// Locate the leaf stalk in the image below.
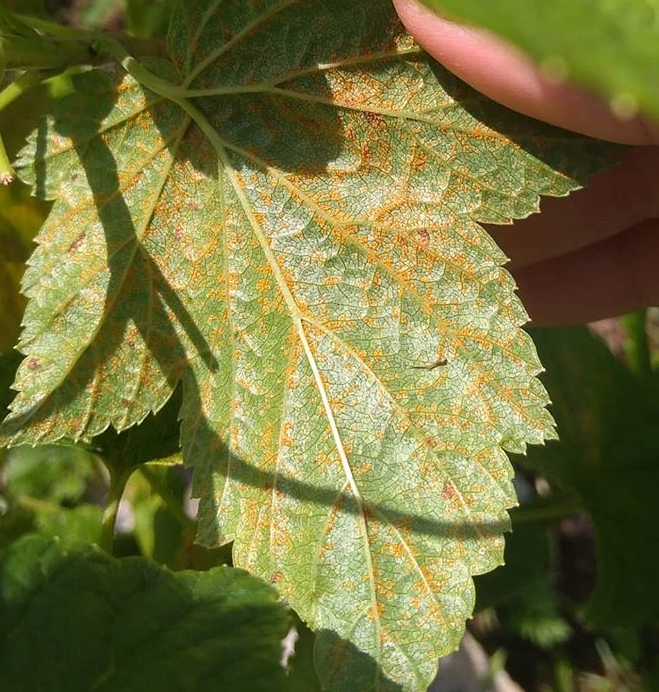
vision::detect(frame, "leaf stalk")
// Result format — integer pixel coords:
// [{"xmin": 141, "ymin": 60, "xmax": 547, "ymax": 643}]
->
[{"xmin": 99, "ymin": 467, "xmax": 131, "ymax": 554}]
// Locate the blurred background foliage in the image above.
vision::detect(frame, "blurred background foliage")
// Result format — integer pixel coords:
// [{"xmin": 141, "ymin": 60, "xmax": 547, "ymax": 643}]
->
[{"xmin": 0, "ymin": 1, "xmax": 658, "ymax": 690}]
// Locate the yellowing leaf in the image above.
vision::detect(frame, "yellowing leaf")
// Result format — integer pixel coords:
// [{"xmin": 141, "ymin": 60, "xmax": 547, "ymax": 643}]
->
[{"xmin": 1, "ymin": 1, "xmax": 615, "ymax": 689}]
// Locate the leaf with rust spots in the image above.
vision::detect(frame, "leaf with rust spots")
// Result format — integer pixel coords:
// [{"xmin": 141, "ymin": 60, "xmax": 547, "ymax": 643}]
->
[{"xmin": 1, "ymin": 1, "xmax": 616, "ymax": 690}]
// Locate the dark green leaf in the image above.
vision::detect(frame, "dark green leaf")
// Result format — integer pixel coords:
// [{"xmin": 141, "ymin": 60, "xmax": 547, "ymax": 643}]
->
[
  {"xmin": 3, "ymin": 443, "xmax": 95, "ymax": 503},
  {"xmin": 474, "ymin": 520, "xmax": 551, "ymax": 612},
  {"xmin": 34, "ymin": 503, "xmax": 103, "ymax": 547},
  {"xmin": 287, "ymin": 614, "xmax": 323, "ymax": 692},
  {"xmin": 0, "ymin": 535, "xmax": 290, "ymax": 691},
  {"xmin": 92, "ymin": 385, "xmax": 182, "ymax": 472},
  {"xmin": 522, "ymin": 326, "xmax": 659, "ymax": 627},
  {"xmin": 421, "ymin": 0, "xmax": 659, "ymax": 119},
  {"xmin": 127, "ymin": 466, "xmax": 189, "ymax": 566},
  {"xmin": 126, "ymin": 0, "xmax": 176, "ymax": 38}
]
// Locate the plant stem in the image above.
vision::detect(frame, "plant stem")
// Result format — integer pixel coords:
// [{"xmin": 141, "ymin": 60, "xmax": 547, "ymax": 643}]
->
[
  {"xmin": 622, "ymin": 310, "xmax": 652, "ymax": 377},
  {"xmin": 99, "ymin": 467, "xmax": 131, "ymax": 554},
  {"xmin": 0, "ymin": 69, "xmax": 53, "ymax": 184},
  {"xmin": 15, "ymin": 494, "xmax": 61, "ymax": 514},
  {"xmin": 140, "ymin": 465, "xmax": 194, "ymax": 530},
  {"xmin": 13, "ymin": 13, "xmax": 165, "ymax": 61},
  {"xmin": 1, "ymin": 34, "xmax": 95, "ymax": 71},
  {"xmin": 0, "ymin": 130, "xmax": 13, "ymax": 184},
  {"xmin": 511, "ymin": 498, "xmax": 582, "ymax": 525},
  {"xmin": 0, "ymin": 69, "xmax": 52, "ymax": 112}
]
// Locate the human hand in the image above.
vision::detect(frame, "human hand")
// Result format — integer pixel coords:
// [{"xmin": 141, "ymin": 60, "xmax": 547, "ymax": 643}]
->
[{"xmin": 394, "ymin": 0, "xmax": 659, "ymax": 326}]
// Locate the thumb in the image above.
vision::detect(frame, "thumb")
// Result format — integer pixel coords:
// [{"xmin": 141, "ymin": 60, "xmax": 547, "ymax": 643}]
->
[{"xmin": 394, "ymin": 0, "xmax": 659, "ymax": 145}]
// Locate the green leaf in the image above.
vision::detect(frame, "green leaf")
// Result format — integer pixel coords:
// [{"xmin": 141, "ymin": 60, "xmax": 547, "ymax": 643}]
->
[
  {"xmin": 34, "ymin": 504, "xmax": 103, "ymax": 547},
  {"xmin": 0, "ymin": 0, "xmax": 47, "ymax": 19},
  {"xmin": 0, "ymin": 182, "xmax": 44, "ymax": 352},
  {"xmin": 126, "ymin": 465, "xmax": 190, "ymax": 567},
  {"xmin": 92, "ymin": 385, "xmax": 183, "ymax": 472},
  {"xmin": 522, "ymin": 326, "xmax": 659, "ymax": 627},
  {"xmin": 126, "ymin": 0, "xmax": 177, "ymax": 38},
  {"xmin": 3, "ymin": 443, "xmax": 95, "ymax": 503},
  {"xmin": 420, "ymin": 0, "xmax": 659, "ymax": 120},
  {"xmin": 0, "ymin": 72, "xmax": 73, "ymax": 352},
  {"xmin": 0, "ymin": 534, "xmax": 290, "ymax": 691},
  {"xmin": 506, "ymin": 579, "xmax": 571, "ymax": 649},
  {"xmin": 287, "ymin": 615, "xmax": 323, "ymax": 692},
  {"xmin": 0, "ymin": 349, "xmax": 21, "ymax": 414},
  {"xmin": 474, "ymin": 520, "xmax": 551, "ymax": 612},
  {"xmin": 2, "ymin": 1, "xmax": 616, "ymax": 689}
]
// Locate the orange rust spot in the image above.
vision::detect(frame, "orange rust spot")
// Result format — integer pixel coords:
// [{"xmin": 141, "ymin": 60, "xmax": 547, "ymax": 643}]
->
[
  {"xmin": 417, "ymin": 228, "xmax": 430, "ymax": 247},
  {"xmin": 363, "ymin": 111, "xmax": 384, "ymax": 128},
  {"xmin": 441, "ymin": 482, "xmax": 456, "ymax": 500},
  {"xmin": 280, "ymin": 421, "xmax": 294, "ymax": 448}
]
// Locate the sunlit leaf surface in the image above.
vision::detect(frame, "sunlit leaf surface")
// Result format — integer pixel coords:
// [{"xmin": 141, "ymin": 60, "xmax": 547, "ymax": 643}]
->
[{"xmin": 1, "ymin": 1, "xmax": 613, "ymax": 689}]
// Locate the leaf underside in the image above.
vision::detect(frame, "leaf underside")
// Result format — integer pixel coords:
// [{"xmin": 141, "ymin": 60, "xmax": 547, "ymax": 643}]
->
[{"xmin": 2, "ymin": 1, "xmax": 614, "ymax": 689}]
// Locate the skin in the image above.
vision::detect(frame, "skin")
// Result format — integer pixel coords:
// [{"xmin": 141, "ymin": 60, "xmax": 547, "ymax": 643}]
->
[{"xmin": 393, "ymin": 0, "xmax": 659, "ymax": 326}]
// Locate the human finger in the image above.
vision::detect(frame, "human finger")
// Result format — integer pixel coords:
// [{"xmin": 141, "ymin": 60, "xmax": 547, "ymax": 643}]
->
[
  {"xmin": 393, "ymin": 0, "xmax": 659, "ymax": 145},
  {"xmin": 512, "ymin": 220, "xmax": 659, "ymax": 325},
  {"xmin": 486, "ymin": 146, "xmax": 659, "ymax": 268}
]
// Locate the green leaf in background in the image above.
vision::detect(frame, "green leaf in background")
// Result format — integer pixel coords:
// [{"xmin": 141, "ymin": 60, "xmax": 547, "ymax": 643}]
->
[
  {"xmin": 0, "ymin": 72, "xmax": 74, "ymax": 351},
  {"xmin": 475, "ymin": 520, "xmax": 551, "ymax": 612},
  {"xmin": 3, "ymin": 443, "xmax": 95, "ymax": 503},
  {"xmin": 522, "ymin": 326, "xmax": 659, "ymax": 628},
  {"xmin": 0, "ymin": 0, "xmax": 47, "ymax": 18},
  {"xmin": 0, "ymin": 0, "xmax": 617, "ymax": 688},
  {"xmin": 126, "ymin": 465, "xmax": 190, "ymax": 567},
  {"xmin": 0, "ymin": 534, "xmax": 290, "ymax": 692},
  {"xmin": 287, "ymin": 615, "xmax": 323, "ymax": 692},
  {"xmin": 34, "ymin": 504, "xmax": 103, "ymax": 547},
  {"xmin": 420, "ymin": 0, "xmax": 659, "ymax": 120},
  {"xmin": 92, "ymin": 385, "xmax": 182, "ymax": 472},
  {"xmin": 126, "ymin": 0, "xmax": 177, "ymax": 38},
  {"xmin": 67, "ymin": 0, "xmax": 123, "ymax": 29},
  {"xmin": 475, "ymin": 519, "xmax": 571, "ymax": 648}
]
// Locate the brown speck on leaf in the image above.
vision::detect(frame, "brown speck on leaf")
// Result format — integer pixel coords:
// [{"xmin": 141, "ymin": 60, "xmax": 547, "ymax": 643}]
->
[
  {"xmin": 68, "ymin": 232, "xmax": 86, "ymax": 253},
  {"xmin": 363, "ymin": 111, "xmax": 384, "ymax": 127},
  {"xmin": 27, "ymin": 357, "xmax": 41, "ymax": 371},
  {"xmin": 412, "ymin": 357, "xmax": 447, "ymax": 370},
  {"xmin": 442, "ymin": 482, "xmax": 456, "ymax": 500}
]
